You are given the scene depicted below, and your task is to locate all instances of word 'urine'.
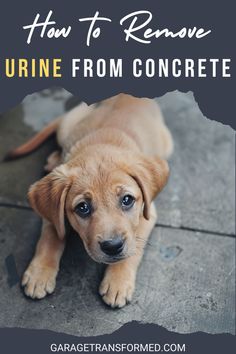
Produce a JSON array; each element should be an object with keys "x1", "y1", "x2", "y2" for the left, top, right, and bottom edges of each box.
[{"x1": 5, "y1": 59, "x2": 62, "y2": 78}]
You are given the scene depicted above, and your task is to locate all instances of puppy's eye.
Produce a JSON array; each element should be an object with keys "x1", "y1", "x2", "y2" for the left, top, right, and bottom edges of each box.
[
  {"x1": 75, "y1": 201, "x2": 92, "y2": 218},
  {"x1": 121, "y1": 194, "x2": 135, "y2": 210}
]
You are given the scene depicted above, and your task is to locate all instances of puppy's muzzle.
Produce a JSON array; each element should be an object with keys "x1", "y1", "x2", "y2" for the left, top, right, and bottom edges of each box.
[{"x1": 100, "y1": 236, "x2": 125, "y2": 256}]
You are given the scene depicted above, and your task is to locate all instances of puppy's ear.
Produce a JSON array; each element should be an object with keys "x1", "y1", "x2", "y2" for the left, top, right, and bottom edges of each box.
[
  {"x1": 126, "y1": 155, "x2": 169, "y2": 220},
  {"x1": 28, "y1": 165, "x2": 73, "y2": 240}
]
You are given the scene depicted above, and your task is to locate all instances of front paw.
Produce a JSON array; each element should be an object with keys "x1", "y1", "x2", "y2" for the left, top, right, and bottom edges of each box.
[
  {"x1": 22, "y1": 262, "x2": 57, "y2": 299},
  {"x1": 99, "y1": 267, "x2": 135, "y2": 308}
]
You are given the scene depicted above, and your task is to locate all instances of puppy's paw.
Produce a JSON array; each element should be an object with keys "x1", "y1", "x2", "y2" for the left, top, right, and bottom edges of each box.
[
  {"x1": 99, "y1": 269, "x2": 135, "y2": 308},
  {"x1": 22, "y1": 263, "x2": 57, "y2": 299}
]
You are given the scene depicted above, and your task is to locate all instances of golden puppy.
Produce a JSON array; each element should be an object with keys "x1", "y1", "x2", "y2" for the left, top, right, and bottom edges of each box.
[{"x1": 10, "y1": 94, "x2": 173, "y2": 308}]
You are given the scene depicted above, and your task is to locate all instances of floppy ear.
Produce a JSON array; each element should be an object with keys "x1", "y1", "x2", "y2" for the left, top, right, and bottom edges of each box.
[
  {"x1": 127, "y1": 155, "x2": 169, "y2": 220},
  {"x1": 28, "y1": 166, "x2": 72, "y2": 240}
]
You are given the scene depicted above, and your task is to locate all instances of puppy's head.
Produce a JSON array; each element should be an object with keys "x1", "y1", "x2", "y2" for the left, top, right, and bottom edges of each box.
[{"x1": 28, "y1": 147, "x2": 169, "y2": 264}]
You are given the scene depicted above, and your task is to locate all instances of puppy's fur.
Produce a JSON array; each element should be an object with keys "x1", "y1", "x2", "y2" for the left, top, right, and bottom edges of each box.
[{"x1": 19, "y1": 94, "x2": 173, "y2": 308}]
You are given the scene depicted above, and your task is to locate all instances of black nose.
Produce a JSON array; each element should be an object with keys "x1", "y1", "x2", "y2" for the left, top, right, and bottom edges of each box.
[{"x1": 100, "y1": 236, "x2": 124, "y2": 256}]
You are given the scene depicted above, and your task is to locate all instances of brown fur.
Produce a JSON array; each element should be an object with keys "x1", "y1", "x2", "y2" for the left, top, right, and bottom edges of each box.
[
  {"x1": 21, "y1": 94, "x2": 173, "y2": 308},
  {"x1": 4, "y1": 117, "x2": 61, "y2": 160}
]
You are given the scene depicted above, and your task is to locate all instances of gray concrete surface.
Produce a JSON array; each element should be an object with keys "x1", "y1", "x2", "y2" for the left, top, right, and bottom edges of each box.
[{"x1": 0, "y1": 89, "x2": 235, "y2": 336}]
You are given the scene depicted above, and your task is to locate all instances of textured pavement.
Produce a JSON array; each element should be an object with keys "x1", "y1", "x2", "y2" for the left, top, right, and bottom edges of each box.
[{"x1": 0, "y1": 89, "x2": 235, "y2": 336}]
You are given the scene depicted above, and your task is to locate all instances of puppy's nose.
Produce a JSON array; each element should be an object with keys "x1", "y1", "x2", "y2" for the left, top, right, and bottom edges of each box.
[{"x1": 100, "y1": 236, "x2": 124, "y2": 256}]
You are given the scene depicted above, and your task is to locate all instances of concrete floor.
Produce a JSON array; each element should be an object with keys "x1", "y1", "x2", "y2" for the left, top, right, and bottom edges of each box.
[{"x1": 0, "y1": 89, "x2": 235, "y2": 336}]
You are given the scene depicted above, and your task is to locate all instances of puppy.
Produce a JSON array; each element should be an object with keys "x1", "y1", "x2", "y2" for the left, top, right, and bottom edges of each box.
[{"x1": 11, "y1": 94, "x2": 173, "y2": 308}]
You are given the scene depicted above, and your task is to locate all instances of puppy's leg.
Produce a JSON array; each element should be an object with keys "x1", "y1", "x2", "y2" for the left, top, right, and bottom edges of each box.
[
  {"x1": 99, "y1": 203, "x2": 157, "y2": 308},
  {"x1": 22, "y1": 219, "x2": 65, "y2": 299},
  {"x1": 44, "y1": 150, "x2": 62, "y2": 172},
  {"x1": 160, "y1": 124, "x2": 174, "y2": 160}
]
